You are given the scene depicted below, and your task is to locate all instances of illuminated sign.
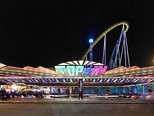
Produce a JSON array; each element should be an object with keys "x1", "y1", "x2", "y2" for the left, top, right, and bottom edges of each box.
[{"x1": 55, "y1": 65, "x2": 108, "y2": 76}]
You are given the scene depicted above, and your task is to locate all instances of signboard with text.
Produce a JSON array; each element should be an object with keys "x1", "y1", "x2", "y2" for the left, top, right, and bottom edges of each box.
[{"x1": 55, "y1": 60, "x2": 108, "y2": 77}]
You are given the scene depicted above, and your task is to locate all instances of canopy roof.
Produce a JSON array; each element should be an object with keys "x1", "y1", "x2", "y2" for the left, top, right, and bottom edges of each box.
[
  {"x1": 0, "y1": 63, "x2": 153, "y2": 85},
  {"x1": 0, "y1": 63, "x2": 153, "y2": 78},
  {"x1": 0, "y1": 64, "x2": 57, "y2": 77}
]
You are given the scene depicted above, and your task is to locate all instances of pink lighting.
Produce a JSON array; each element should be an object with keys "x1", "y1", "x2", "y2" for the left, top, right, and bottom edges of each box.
[{"x1": 91, "y1": 66, "x2": 108, "y2": 76}]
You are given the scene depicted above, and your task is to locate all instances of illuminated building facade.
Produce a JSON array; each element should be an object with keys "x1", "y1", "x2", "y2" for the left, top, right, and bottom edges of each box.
[{"x1": 0, "y1": 60, "x2": 153, "y2": 96}]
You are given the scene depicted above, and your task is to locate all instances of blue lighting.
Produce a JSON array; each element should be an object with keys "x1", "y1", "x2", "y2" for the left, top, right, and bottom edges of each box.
[{"x1": 89, "y1": 38, "x2": 94, "y2": 43}]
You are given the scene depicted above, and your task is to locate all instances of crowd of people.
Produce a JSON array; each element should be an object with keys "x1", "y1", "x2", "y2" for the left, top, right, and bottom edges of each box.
[
  {"x1": 0, "y1": 88, "x2": 45, "y2": 101},
  {"x1": 0, "y1": 88, "x2": 7, "y2": 101}
]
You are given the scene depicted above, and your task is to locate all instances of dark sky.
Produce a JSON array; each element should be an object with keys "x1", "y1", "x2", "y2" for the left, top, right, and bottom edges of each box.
[{"x1": 0, "y1": 0, "x2": 154, "y2": 68}]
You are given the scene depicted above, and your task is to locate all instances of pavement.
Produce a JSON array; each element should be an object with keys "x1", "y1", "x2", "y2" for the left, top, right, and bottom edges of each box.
[{"x1": 0, "y1": 97, "x2": 154, "y2": 104}]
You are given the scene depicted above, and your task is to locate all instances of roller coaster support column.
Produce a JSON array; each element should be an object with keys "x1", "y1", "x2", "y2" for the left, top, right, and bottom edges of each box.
[
  {"x1": 102, "y1": 34, "x2": 106, "y2": 65},
  {"x1": 89, "y1": 38, "x2": 94, "y2": 62}
]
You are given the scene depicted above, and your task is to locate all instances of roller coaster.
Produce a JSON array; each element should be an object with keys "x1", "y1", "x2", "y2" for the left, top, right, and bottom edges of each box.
[{"x1": 82, "y1": 21, "x2": 130, "y2": 69}]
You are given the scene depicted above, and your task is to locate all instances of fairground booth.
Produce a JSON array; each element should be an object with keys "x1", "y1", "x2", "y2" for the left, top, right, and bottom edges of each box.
[{"x1": 0, "y1": 60, "x2": 154, "y2": 99}]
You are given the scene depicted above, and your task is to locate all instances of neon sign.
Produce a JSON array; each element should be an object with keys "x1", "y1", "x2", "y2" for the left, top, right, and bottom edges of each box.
[{"x1": 55, "y1": 65, "x2": 108, "y2": 76}]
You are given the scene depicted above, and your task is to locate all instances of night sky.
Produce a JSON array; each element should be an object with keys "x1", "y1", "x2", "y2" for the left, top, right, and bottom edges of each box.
[{"x1": 0, "y1": 0, "x2": 154, "y2": 68}]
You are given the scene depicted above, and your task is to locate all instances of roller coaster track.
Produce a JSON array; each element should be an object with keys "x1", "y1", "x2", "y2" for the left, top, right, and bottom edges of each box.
[{"x1": 81, "y1": 21, "x2": 129, "y2": 60}]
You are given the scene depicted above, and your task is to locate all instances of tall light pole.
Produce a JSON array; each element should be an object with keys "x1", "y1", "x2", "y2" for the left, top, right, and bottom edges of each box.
[{"x1": 89, "y1": 38, "x2": 94, "y2": 62}]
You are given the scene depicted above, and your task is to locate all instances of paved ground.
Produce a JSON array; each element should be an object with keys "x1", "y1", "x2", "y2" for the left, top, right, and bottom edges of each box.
[
  {"x1": 0, "y1": 97, "x2": 154, "y2": 104},
  {"x1": 0, "y1": 104, "x2": 154, "y2": 116},
  {"x1": 0, "y1": 98, "x2": 154, "y2": 116}
]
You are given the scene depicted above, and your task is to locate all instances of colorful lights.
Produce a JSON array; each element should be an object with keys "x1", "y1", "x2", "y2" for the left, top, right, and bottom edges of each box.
[
  {"x1": 55, "y1": 65, "x2": 108, "y2": 76},
  {"x1": 91, "y1": 66, "x2": 108, "y2": 76},
  {"x1": 0, "y1": 61, "x2": 153, "y2": 85},
  {"x1": 0, "y1": 77, "x2": 154, "y2": 83},
  {"x1": 89, "y1": 38, "x2": 94, "y2": 43}
]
